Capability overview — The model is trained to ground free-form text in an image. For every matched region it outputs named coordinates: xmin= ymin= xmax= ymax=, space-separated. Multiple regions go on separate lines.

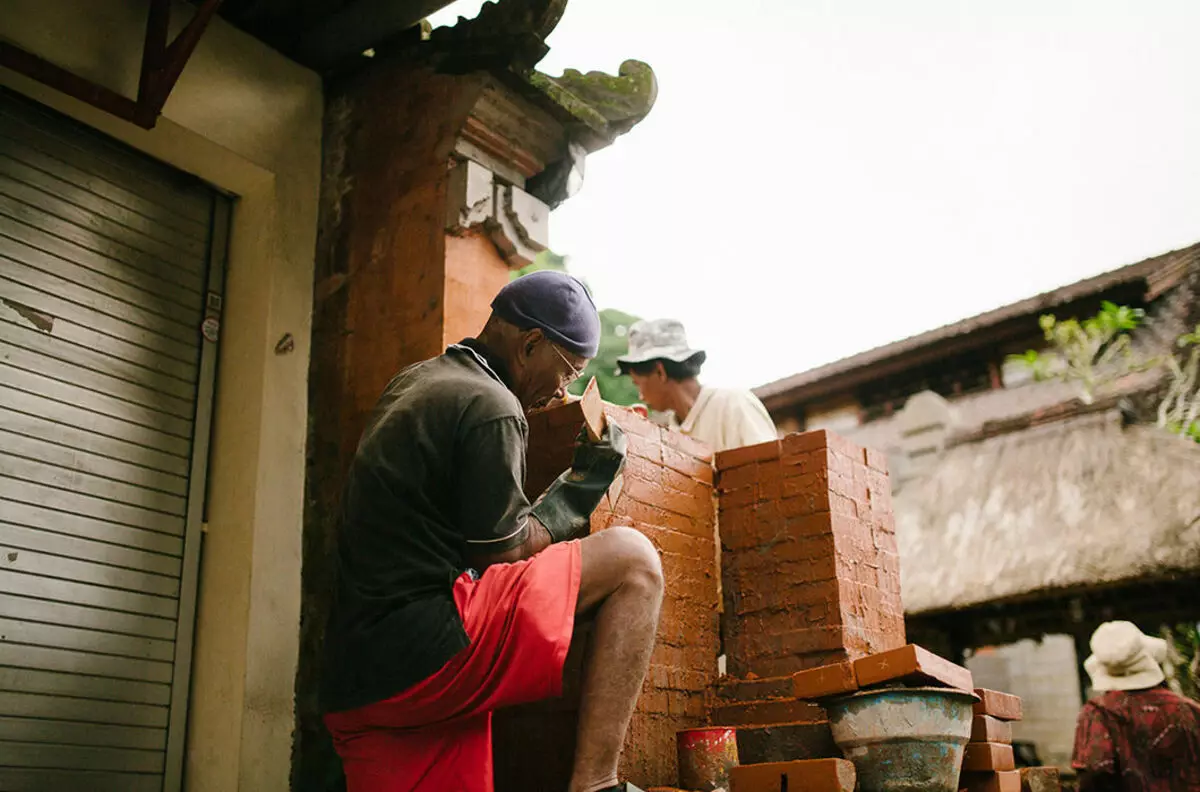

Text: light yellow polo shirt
xmin=672 ymin=386 xmax=778 ymax=453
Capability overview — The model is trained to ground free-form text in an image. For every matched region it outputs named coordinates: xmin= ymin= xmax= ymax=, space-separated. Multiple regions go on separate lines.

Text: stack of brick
xmin=492 ymin=400 xmax=719 ymax=791
xmin=959 ymin=689 xmax=1023 ymax=792
xmin=716 ymin=430 xmax=905 ymax=680
xmin=709 ymin=430 xmax=912 ymax=778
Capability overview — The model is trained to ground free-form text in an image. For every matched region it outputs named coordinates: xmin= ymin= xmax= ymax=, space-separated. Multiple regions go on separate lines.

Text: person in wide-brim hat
xmin=616 ymin=318 xmax=777 ymax=453
xmin=1072 ymin=621 xmax=1200 ymax=792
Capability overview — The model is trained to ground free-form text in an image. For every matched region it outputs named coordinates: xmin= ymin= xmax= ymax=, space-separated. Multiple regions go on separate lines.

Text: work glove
xmin=531 ymin=421 xmax=627 ymax=543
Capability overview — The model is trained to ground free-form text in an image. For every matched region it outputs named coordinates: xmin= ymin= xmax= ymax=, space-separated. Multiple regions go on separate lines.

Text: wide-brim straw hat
xmin=1084 ymin=620 xmax=1168 ymax=692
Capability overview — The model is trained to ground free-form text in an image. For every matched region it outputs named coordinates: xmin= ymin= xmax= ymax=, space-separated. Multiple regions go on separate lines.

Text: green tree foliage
xmin=568 ymin=308 xmax=642 ymax=405
xmin=1010 ymin=301 xmax=1200 ymax=441
xmin=511 ymin=250 xmax=642 ymax=405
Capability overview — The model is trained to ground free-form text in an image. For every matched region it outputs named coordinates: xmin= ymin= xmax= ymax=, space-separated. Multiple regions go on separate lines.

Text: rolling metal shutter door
xmin=0 ymin=90 xmax=225 ymax=792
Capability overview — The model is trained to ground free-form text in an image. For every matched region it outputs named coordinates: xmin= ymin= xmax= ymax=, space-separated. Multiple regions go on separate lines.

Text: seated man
xmin=321 ymin=271 xmax=663 ymax=792
xmin=617 ymin=318 xmax=778 ymax=452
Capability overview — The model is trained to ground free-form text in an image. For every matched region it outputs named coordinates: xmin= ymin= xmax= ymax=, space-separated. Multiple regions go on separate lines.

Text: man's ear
xmin=521 ymin=328 xmax=545 ymax=360
xmin=654 ymin=361 xmax=668 ymax=380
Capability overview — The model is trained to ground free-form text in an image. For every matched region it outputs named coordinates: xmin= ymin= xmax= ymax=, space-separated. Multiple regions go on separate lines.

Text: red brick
xmin=779 ymin=448 xmax=830 ymax=477
xmin=651 ymin=642 xmax=717 ymax=672
xmin=637 ymin=524 xmax=714 ymax=559
xmin=780 ymin=431 xmax=829 ymax=455
xmin=961 ymin=771 xmax=1021 ymax=792
xmin=731 ymin=650 xmax=849 ymax=680
xmin=620 ymin=499 xmax=713 ymax=540
xmin=971 ymin=715 xmax=1013 ymax=745
xmin=1019 ymin=767 xmax=1061 ymax=792
xmin=719 ymin=485 xmax=760 ymax=510
xmin=792 ymin=661 xmax=858 ymax=700
xmin=778 ymin=488 xmax=832 ymax=518
xmin=710 ymin=698 xmax=825 ymax=727
xmin=739 ymin=625 xmax=849 ymax=659
xmin=607 ymin=408 xmax=662 ymax=439
xmin=864 ymin=446 xmax=889 ymax=474
xmin=661 ymin=465 xmax=713 ymax=501
xmin=625 ymin=474 xmax=709 ymax=519
xmin=729 ymin=758 xmax=855 ymax=792
xmin=853 ymin=645 xmax=971 ymax=691
xmin=717 ymin=462 xmax=763 ymax=492
xmin=661 ymin=443 xmax=714 ymax=484
xmin=962 ymin=742 xmax=1016 ymax=772
xmin=714 ymin=675 xmax=797 ymax=702
xmin=974 ymin=689 xmax=1023 ymax=721
xmin=735 ymin=721 xmax=838 ymax=764
xmin=715 ymin=439 xmax=781 ymax=471
xmin=658 ymin=425 xmax=714 ymax=463
xmin=624 ymin=431 xmax=663 ymax=463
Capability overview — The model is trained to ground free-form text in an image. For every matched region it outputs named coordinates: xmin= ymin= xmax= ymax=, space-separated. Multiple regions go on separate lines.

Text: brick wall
xmin=493 ymin=401 xmax=718 ymax=791
xmin=443 ymin=229 xmax=511 ymax=347
xmin=716 ymin=430 xmax=905 ymax=679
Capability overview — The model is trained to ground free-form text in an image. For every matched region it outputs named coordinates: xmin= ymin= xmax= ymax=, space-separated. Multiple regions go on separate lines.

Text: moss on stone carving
xmin=529 ymin=60 xmax=658 ymax=139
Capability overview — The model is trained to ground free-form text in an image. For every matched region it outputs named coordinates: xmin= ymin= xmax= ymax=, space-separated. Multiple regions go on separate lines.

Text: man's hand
xmin=532 ymin=422 xmax=628 ymax=543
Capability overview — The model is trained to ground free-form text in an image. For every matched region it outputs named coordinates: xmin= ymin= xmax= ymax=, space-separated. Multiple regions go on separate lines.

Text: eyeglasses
xmin=549 ymin=343 xmax=588 ymax=384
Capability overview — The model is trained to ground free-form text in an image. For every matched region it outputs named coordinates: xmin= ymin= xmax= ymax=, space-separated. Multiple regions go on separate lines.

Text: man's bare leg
xmin=568 ymin=526 xmax=664 ymax=792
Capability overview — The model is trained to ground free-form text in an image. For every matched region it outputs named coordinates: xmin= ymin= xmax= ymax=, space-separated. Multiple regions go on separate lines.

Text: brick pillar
xmin=300 ymin=60 xmax=555 ymax=789
xmin=716 ymin=430 xmax=905 ymax=680
xmin=493 ymin=401 xmax=719 ymax=791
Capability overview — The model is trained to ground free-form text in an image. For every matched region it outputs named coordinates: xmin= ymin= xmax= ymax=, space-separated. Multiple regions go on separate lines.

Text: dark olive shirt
xmin=320 ymin=341 xmax=533 ymax=713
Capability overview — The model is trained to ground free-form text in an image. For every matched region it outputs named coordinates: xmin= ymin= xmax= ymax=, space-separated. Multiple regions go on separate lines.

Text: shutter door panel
xmin=1 ymin=320 xmax=197 ymax=405
xmin=0 ymin=192 xmax=206 ymax=293
xmin=0 ymin=452 xmax=188 ymax=515
xmin=0 ymin=500 xmax=184 ymax=556
xmin=1 ymin=742 xmax=165 ymax=773
xmin=0 ymin=305 xmax=199 ymax=387
xmin=0 ymin=103 xmax=211 ymax=226
xmin=0 ymin=716 xmax=165 ymax=751
xmin=0 ymin=90 xmax=222 ymax=790
xmin=2 ymin=256 xmax=200 ymax=350
xmin=0 ymin=154 xmax=209 ymax=257
xmin=0 ymin=667 xmax=170 ymax=706
xmin=0 ymin=643 xmax=173 ymax=684
xmin=0 ymin=209 xmax=205 ymax=307
xmin=0 ymin=230 xmax=204 ymax=327
xmin=0 ymin=427 xmax=189 ymax=498
xmin=0 ymin=127 xmax=209 ymax=242
xmin=1 ymin=341 xmax=196 ymax=421
xmin=0 ymin=769 xmax=161 ymax=792
xmin=0 ymin=389 xmax=193 ymax=471
xmin=0 ymin=175 xmax=208 ymax=271
xmin=1 ymin=522 xmax=183 ymax=578
xmin=0 ymin=595 xmax=177 ymax=641
xmin=0 ymin=275 xmax=200 ymax=367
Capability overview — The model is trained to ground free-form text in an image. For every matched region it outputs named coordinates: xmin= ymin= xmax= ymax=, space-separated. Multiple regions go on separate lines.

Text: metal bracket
xmin=0 ymin=0 xmax=223 ymax=130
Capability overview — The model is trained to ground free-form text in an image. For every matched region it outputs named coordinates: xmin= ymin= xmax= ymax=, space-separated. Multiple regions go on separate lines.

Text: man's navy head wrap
xmin=491 ymin=271 xmax=601 ymax=358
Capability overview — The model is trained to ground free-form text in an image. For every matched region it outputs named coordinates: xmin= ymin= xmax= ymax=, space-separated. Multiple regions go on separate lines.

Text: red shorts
xmin=324 ymin=541 xmax=582 ymax=792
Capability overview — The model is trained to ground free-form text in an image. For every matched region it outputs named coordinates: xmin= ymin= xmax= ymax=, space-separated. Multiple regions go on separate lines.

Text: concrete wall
xmin=967 ymin=636 xmax=1083 ymax=770
xmin=0 ymin=3 xmax=323 ymax=790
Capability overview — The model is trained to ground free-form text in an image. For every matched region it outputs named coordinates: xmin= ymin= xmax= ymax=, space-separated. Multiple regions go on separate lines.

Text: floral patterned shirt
xmin=1072 ymin=687 xmax=1200 ymax=792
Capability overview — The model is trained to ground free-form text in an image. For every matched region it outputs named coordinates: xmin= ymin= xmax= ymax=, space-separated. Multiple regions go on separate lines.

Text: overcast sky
xmin=431 ymin=0 xmax=1200 ymax=389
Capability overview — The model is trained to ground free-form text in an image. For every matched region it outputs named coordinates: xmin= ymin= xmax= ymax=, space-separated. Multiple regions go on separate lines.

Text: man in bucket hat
xmin=1072 ymin=620 xmax=1200 ymax=792
xmin=322 ymin=271 xmax=659 ymax=792
xmin=617 ymin=318 xmax=777 ymax=453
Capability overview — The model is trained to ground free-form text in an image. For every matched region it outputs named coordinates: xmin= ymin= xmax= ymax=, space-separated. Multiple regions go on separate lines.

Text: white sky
xmin=430 ymin=0 xmax=1200 ymax=389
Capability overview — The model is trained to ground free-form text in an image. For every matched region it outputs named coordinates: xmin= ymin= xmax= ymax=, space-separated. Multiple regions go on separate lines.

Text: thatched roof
xmin=896 ymin=412 xmax=1200 ymax=614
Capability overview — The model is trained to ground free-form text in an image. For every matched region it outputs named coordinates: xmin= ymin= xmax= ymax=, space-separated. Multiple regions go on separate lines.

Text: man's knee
xmin=606 ymin=525 xmax=664 ymax=593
